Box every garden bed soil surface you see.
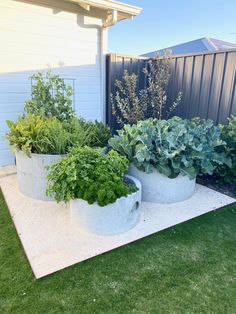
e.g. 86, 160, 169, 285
197, 174, 236, 199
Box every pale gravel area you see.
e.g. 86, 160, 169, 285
0, 174, 235, 279
0, 165, 16, 178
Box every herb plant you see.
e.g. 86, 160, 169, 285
24, 71, 75, 121
67, 119, 111, 148
109, 117, 230, 179
5, 115, 111, 156
46, 147, 137, 206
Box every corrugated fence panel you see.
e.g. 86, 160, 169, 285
106, 50, 236, 131
218, 51, 236, 123
197, 54, 214, 119
181, 56, 194, 118
190, 55, 204, 118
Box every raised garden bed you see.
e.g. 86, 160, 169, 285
16, 150, 62, 201
70, 175, 141, 235
128, 164, 196, 203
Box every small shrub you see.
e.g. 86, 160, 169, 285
216, 115, 236, 183
111, 53, 182, 126
109, 117, 230, 179
24, 71, 75, 121
46, 147, 137, 206
5, 115, 111, 156
111, 70, 148, 125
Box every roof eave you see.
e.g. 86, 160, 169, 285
67, 0, 142, 17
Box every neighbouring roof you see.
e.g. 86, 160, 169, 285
65, 0, 142, 26
142, 37, 236, 57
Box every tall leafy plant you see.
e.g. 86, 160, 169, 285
109, 117, 230, 179
111, 53, 182, 126
25, 71, 75, 121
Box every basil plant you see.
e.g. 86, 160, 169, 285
109, 117, 231, 179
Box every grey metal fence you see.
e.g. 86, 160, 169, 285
106, 49, 236, 131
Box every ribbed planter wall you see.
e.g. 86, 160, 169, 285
15, 150, 62, 201
128, 164, 196, 203
70, 175, 142, 235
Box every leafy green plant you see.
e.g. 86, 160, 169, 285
111, 53, 182, 126
67, 119, 111, 148
5, 115, 73, 156
46, 147, 137, 206
5, 115, 111, 156
109, 117, 230, 179
216, 115, 236, 183
24, 71, 75, 121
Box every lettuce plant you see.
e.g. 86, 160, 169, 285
46, 147, 137, 206
109, 117, 230, 179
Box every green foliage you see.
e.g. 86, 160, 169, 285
5, 115, 111, 156
46, 147, 137, 206
216, 115, 236, 183
111, 53, 182, 126
24, 71, 75, 121
109, 117, 230, 179
69, 119, 112, 148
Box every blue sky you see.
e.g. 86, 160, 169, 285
108, 0, 236, 55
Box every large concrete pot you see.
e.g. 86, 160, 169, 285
15, 150, 62, 201
128, 164, 196, 203
70, 175, 142, 235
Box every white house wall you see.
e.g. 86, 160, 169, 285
0, 0, 107, 166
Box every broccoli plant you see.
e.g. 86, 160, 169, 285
109, 117, 230, 179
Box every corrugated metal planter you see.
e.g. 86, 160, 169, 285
128, 164, 196, 203
15, 150, 62, 201
70, 175, 142, 235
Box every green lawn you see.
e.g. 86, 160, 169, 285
0, 190, 236, 314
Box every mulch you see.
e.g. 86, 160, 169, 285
197, 174, 236, 199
